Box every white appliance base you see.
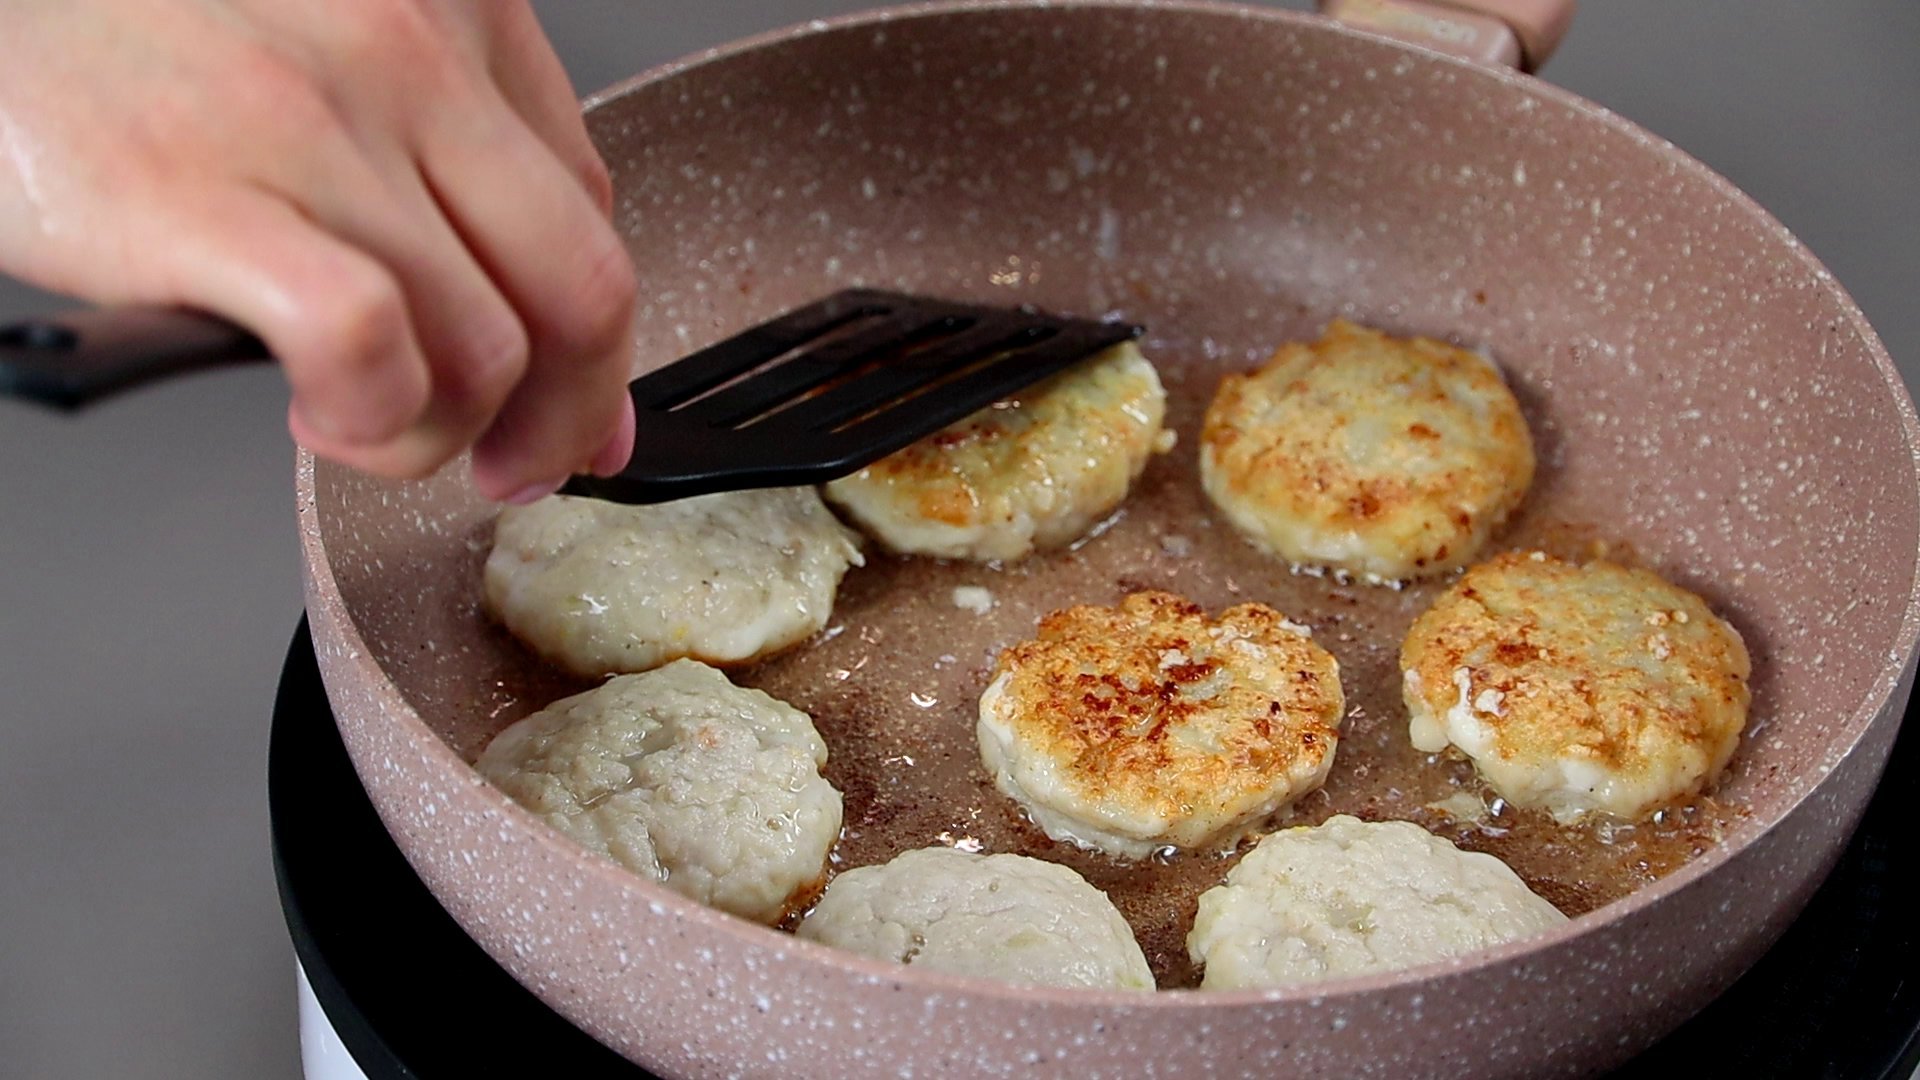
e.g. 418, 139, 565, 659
299, 963, 372, 1080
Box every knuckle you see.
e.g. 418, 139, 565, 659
339, 0, 433, 57
228, 41, 306, 95
448, 310, 532, 410
285, 290, 426, 443
229, 45, 335, 131
579, 155, 616, 217
318, 268, 411, 377
281, 265, 424, 446
176, 47, 358, 190
315, 0, 470, 100
376, 372, 433, 438
559, 235, 638, 355
364, 0, 480, 88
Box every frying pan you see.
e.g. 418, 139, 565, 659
297, 2, 1920, 1076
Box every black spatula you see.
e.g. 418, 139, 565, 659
0, 288, 1143, 503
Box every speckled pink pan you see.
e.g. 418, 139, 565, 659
297, 2, 1920, 1076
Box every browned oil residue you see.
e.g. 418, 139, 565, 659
735, 366, 1745, 990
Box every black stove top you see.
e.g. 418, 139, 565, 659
270, 618, 1920, 1079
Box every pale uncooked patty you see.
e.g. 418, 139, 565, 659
824, 342, 1172, 562
1400, 552, 1752, 823
1200, 320, 1535, 584
475, 660, 843, 924
1188, 815, 1567, 989
978, 591, 1343, 859
484, 488, 863, 677
797, 846, 1154, 990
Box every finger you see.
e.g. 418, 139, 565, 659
478, 1, 614, 216
413, 96, 637, 499
241, 104, 534, 477
589, 392, 636, 477
151, 189, 442, 468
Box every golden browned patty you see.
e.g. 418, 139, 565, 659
1400, 552, 1752, 822
824, 342, 1172, 562
977, 591, 1344, 858
1200, 320, 1535, 584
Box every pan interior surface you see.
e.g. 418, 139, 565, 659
310, 3, 1920, 996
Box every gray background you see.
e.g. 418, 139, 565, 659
1, 2, 1914, 1077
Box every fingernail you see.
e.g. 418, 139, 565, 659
590, 396, 637, 477
503, 476, 569, 506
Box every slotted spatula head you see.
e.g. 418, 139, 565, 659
556, 289, 1143, 505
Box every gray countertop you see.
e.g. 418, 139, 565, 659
1, 2, 1913, 1077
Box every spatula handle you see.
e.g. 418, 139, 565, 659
0, 306, 270, 410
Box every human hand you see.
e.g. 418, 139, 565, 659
0, 0, 637, 502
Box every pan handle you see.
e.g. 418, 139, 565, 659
1318, 0, 1576, 72
0, 307, 269, 411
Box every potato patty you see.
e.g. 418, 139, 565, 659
1200, 320, 1534, 584
824, 342, 1171, 562
1401, 552, 1751, 822
476, 661, 843, 924
978, 591, 1344, 859
1188, 815, 1567, 989
797, 846, 1154, 990
484, 488, 863, 678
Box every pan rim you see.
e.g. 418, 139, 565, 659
302, 0, 1920, 1012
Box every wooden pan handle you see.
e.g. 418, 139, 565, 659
1318, 0, 1576, 72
